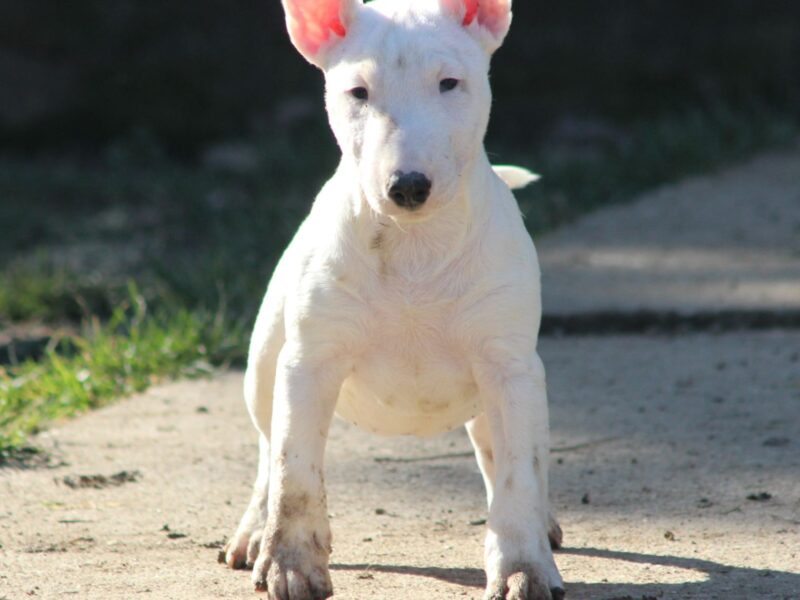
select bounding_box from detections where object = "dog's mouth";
[378,196,439,223]
[389,200,425,214]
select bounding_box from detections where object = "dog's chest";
[334,276,481,436]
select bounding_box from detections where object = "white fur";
[223,1,563,599]
[493,165,541,189]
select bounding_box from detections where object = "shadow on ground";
[334,546,800,598]
[562,547,798,599]
[332,562,485,588]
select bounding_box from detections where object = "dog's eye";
[349,87,369,101]
[439,78,459,93]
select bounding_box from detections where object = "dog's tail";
[491,165,540,190]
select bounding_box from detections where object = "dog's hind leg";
[222,431,272,569]
[221,288,286,569]
[466,414,497,507]
[466,413,563,551]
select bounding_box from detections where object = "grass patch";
[0,104,798,458]
[0,259,121,323]
[0,285,245,459]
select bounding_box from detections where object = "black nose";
[388,171,431,208]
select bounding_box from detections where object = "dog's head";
[282,0,512,221]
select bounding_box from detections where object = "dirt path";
[1,331,798,600]
[539,149,800,314]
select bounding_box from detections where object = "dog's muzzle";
[387,171,431,209]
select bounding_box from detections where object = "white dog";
[222,1,564,598]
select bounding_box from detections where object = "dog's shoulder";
[481,173,541,276]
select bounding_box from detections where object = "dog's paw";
[484,566,565,600]
[484,527,563,600]
[220,500,268,570]
[251,525,333,600]
[547,515,563,551]
[220,524,264,570]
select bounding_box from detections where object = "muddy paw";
[485,568,565,600]
[221,525,264,570]
[251,529,333,599]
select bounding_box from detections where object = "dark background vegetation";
[1,1,799,153]
[1,1,799,454]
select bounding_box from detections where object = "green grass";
[0,104,798,460]
[0,260,122,323]
[0,285,245,457]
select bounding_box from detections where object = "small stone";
[356,572,374,580]
[746,492,772,502]
[664,530,676,541]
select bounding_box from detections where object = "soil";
[539,149,800,315]
[1,332,798,600]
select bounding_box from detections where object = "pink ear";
[283,0,357,66]
[442,0,512,50]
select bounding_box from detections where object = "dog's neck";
[344,153,494,282]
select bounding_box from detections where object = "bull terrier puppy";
[222,1,564,598]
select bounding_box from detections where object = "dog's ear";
[440,0,512,53]
[282,0,361,68]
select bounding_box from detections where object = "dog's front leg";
[475,352,564,600]
[467,414,564,551]
[251,344,347,600]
